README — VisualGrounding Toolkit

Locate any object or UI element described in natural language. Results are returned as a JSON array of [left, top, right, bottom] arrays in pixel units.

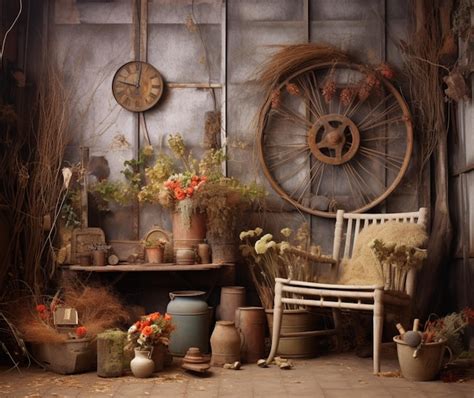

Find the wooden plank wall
[[51, 0, 419, 256]]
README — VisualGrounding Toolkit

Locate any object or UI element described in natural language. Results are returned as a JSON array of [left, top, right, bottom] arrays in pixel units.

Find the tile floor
[[0, 347, 473, 397]]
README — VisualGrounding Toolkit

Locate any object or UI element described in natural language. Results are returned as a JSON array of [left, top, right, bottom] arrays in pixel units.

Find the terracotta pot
[[167, 291, 209, 356], [265, 309, 319, 358], [217, 286, 245, 322], [92, 250, 106, 266], [235, 307, 266, 363], [172, 212, 206, 249], [174, 248, 195, 265], [210, 321, 241, 366], [394, 336, 450, 381], [146, 247, 164, 264], [130, 348, 154, 378]]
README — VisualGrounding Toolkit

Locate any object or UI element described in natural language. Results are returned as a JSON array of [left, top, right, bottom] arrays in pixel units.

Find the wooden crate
[[30, 338, 96, 375]]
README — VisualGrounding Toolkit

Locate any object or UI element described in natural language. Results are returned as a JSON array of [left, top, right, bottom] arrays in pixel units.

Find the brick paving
[[0, 347, 473, 397]]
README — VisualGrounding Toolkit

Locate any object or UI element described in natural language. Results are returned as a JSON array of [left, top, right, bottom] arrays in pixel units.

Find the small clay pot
[[146, 247, 164, 264], [210, 321, 241, 366], [174, 248, 195, 265], [197, 243, 211, 264], [92, 250, 106, 266]]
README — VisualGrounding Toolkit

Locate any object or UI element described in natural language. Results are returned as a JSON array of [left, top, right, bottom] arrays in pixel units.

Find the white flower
[[128, 325, 137, 334], [266, 241, 276, 250], [62, 167, 72, 189], [254, 227, 263, 236], [255, 239, 268, 254], [280, 227, 292, 238], [261, 233, 273, 242], [239, 230, 255, 240]]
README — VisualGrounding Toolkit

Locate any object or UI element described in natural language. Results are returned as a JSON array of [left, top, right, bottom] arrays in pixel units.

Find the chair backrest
[[331, 208, 429, 295], [332, 208, 429, 261]]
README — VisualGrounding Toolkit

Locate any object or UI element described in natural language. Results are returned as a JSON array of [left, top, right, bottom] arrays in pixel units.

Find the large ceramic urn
[[210, 321, 241, 366], [166, 290, 209, 356]]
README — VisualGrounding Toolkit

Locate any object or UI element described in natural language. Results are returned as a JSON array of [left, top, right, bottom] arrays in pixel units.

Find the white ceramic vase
[[130, 348, 155, 378]]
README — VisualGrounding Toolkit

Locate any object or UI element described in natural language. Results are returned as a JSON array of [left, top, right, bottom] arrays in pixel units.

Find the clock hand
[[118, 80, 136, 87], [136, 62, 143, 88]]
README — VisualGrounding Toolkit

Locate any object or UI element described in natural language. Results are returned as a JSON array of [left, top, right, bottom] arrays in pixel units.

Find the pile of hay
[[7, 282, 130, 344], [337, 221, 428, 286]]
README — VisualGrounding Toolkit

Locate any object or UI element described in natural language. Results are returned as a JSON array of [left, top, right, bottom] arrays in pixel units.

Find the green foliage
[[61, 190, 81, 228]]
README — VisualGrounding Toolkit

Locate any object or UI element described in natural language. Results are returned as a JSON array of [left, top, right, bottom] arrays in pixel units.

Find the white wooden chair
[[265, 208, 428, 373]]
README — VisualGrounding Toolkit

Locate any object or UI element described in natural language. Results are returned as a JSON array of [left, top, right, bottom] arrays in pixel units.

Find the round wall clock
[[112, 61, 164, 112]]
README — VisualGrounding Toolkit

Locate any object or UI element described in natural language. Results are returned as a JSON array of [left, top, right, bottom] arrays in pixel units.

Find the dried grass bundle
[[6, 281, 130, 344], [256, 44, 349, 91], [63, 282, 130, 337]]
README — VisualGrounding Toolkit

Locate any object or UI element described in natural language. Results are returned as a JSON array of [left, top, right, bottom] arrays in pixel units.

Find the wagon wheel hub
[[308, 114, 360, 165]]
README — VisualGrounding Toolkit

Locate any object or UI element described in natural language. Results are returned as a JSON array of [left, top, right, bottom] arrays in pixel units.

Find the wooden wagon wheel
[[257, 62, 413, 218]]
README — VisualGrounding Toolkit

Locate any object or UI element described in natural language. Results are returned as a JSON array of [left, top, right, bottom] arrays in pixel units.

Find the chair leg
[[266, 280, 284, 364], [332, 308, 344, 352], [373, 289, 384, 374]]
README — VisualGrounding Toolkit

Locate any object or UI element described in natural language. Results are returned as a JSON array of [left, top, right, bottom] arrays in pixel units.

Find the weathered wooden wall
[[52, 0, 419, 257], [449, 8, 474, 314]]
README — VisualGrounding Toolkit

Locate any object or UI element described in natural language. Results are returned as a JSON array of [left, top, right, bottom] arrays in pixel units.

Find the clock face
[[112, 61, 164, 112]]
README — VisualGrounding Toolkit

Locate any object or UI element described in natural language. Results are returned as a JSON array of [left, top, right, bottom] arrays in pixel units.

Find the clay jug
[[172, 211, 206, 249], [235, 307, 266, 363], [197, 243, 211, 264], [210, 321, 241, 366], [130, 349, 154, 378], [167, 291, 209, 356], [217, 286, 245, 322]]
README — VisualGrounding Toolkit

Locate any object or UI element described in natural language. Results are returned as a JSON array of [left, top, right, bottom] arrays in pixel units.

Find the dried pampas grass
[[256, 44, 349, 91]]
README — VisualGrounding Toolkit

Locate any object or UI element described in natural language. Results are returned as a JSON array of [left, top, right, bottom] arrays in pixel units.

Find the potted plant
[[239, 225, 332, 358], [126, 312, 175, 377], [138, 134, 265, 257], [143, 238, 167, 264]]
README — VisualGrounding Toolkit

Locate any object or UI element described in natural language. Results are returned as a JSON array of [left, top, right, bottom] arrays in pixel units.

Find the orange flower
[[191, 180, 198, 187], [187, 187, 194, 196], [164, 313, 172, 321], [142, 325, 153, 337], [135, 321, 143, 331], [175, 188, 186, 200], [36, 304, 47, 313], [76, 326, 87, 338], [141, 319, 151, 327], [149, 312, 160, 321], [192, 175, 199, 182], [200, 176, 207, 182], [164, 180, 171, 188]]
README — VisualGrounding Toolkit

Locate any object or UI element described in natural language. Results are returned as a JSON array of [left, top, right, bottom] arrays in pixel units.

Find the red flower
[[135, 321, 143, 331], [192, 175, 199, 182], [142, 325, 153, 337], [76, 326, 87, 338], [164, 313, 172, 321], [141, 319, 151, 327], [36, 304, 47, 313], [187, 187, 194, 196]]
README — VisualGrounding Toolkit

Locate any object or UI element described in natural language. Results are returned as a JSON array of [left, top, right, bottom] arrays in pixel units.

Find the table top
[[61, 262, 230, 272]]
